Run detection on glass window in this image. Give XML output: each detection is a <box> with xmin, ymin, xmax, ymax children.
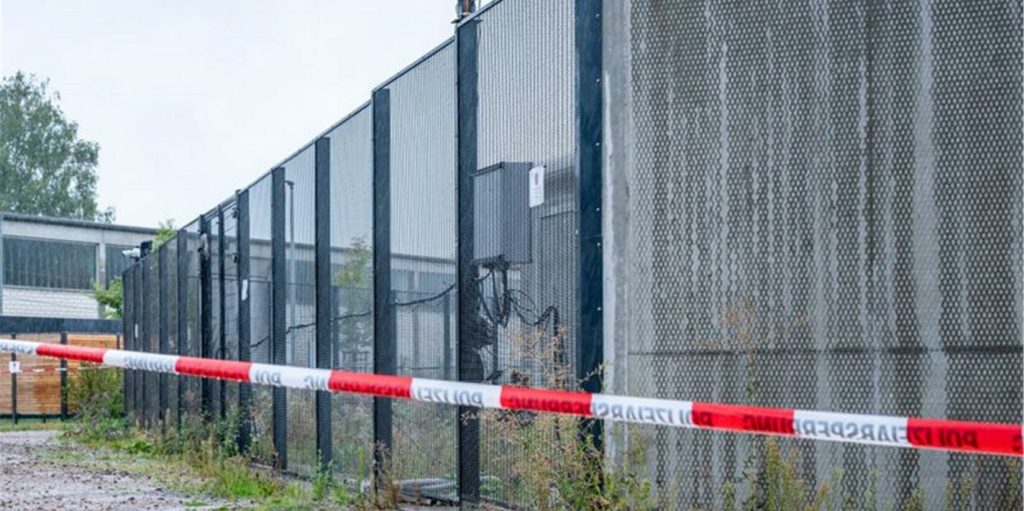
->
<box><xmin>3</xmin><ymin>236</ymin><xmax>97</xmax><ymax>290</ymax></box>
<box><xmin>105</xmin><ymin>245</ymin><xmax>135</xmax><ymax>284</ymax></box>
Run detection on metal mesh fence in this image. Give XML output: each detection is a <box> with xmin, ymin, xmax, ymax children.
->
<box><xmin>181</xmin><ymin>221</ymin><xmax>202</xmax><ymax>420</ymax></box>
<box><xmin>248</xmin><ymin>175</ymin><xmax>276</xmax><ymax>463</ymax></box>
<box><xmin>604</xmin><ymin>0</ymin><xmax>1023</xmax><ymax>509</ymax></box>
<box><xmin>222</xmin><ymin>203</ymin><xmax>240</xmax><ymax>429</ymax></box>
<box><xmin>207</xmin><ymin>210</ymin><xmax>223</xmax><ymax>422</ymax></box>
<box><xmin>283</xmin><ymin>147</ymin><xmax>318</xmax><ymax>475</ymax></box>
<box><xmin>122</xmin><ymin>265</ymin><xmax>135</xmax><ymax>418</ymax></box>
<box><xmin>115</xmin><ymin>1</ymin><xmax>1022</xmax><ymax>507</ymax></box>
<box><xmin>469</xmin><ymin>1</ymin><xmax>578</xmax><ymax>505</ymax></box>
<box><xmin>163</xmin><ymin>242</ymin><xmax>179</xmax><ymax>428</ymax></box>
<box><xmin>327</xmin><ymin>105</ymin><xmax>375</xmax><ymax>481</ymax></box>
<box><xmin>383</xmin><ymin>41</ymin><xmax>459</xmax><ymax>499</ymax></box>
<box><xmin>144</xmin><ymin>254</ymin><xmax>160</xmax><ymax>426</ymax></box>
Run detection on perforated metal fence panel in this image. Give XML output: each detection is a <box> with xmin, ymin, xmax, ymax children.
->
<box><xmin>384</xmin><ymin>41</ymin><xmax>459</xmax><ymax>500</ymax></box>
<box><xmin>603</xmin><ymin>1</ymin><xmax>1023</xmax><ymax>509</ymax></box>
<box><xmin>248</xmin><ymin>175</ymin><xmax>276</xmax><ymax>463</ymax></box>
<box><xmin>327</xmin><ymin>106</ymin><xmax>375</xmax><ymax>481</ymax></box>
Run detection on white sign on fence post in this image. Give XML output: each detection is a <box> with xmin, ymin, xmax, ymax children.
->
<box><xmin>8</xmin><ymin>360</ymin><xmax>20</xmax><ymax>374</ymax></box>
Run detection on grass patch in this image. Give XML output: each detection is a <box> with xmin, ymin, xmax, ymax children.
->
<box><xmin>58</xmin><ymin>414</ymin><xmax>367</xmax><ymax>509</ymax></box>
<box><xmin>0</xmin><ymin>418</ymin><xmax>64</xmax><ymax>433</ymax></box>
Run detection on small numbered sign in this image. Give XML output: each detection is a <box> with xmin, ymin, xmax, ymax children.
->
<box><xmin>8</xmin><ymin>361</ymin><xmax>20</xmax><ymax>374</ymax></box>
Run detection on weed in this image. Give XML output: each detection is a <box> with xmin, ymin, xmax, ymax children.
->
<box><xmin>311</xmin><ymin>456</ymin><xmax>333</xmax><ymax>502</ymax></box>
<box><xmin>476</xmin><ymin>330</ymin><xmax>658</xmax><ymax>510</ymax></box>
<box><xmin>64</xmin><ymin>363</ymin><xmax>126</xmax><ymax>442</ymax></box>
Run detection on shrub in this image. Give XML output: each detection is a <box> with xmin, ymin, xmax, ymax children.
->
<box><xmin>64</xmin><ymin>363</ymin><xmax>125</xmax><ymax>442</ymax></box>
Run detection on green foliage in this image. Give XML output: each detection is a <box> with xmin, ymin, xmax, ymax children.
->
<box><xmin>64</xmin><ymin>363</ymin><xmax>125</xmax><ymax>442</ymax></box>
<box><xmin>332</xmin><ymin>237</ymin><xmax>373</xmax><ymax>351</ymax></box>
<box><xmin>0</xmin><ymin>72</ymin><xmax>112</xmax><ymax>221</ymax></box>
<box><xmin>92</xmin><ymin>277</ymin><xmax>123</xmax><ymax>319</ymax></box>
<box><xmin>153</xmin><ymin>219</ymin><xmax>176</xmax><ymax>248</ymax></box>
<box><xmin>478</xmin><ymin>332</ymin><xmax>658</xmax><ymax>511</ymax></box>
<box><xmin>311</xmin><ymin>457</ymin><xmax>333</xmax><ymax>502</ymax></box>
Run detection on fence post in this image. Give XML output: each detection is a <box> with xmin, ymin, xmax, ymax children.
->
<box><xmin>140</xmin><ymin>242</ymin><xmax>152</xmax><ymax>426</ymax></box>
<box><xmin>9</xmin><ymin>352</ymin><xmax>16</xmax><ymax>425</ymax></box>
<box><xmin>158</xmin><ymin>244</ymin><xmax>169</xmax><ymax>427</ymax></box>
<box><xmin>371</xmin><ymin>87</ymin><xmax>394</xmax><ymax>485</ymax></box>
<box><xmin>176</xmin><ymin>229</ymin><xmax>189</xmax><ymax>431</ymax></box>
<box><xmin>134</xmin><ymin>264</ymin><xmax>144</xmax><ymax>422</ymax></box>
<box><xmin>122</xmin><ymin>269</ymin><xmax>132</xmax><ymax>420</ymax></box>
<box><xmin>217</xmin><ymin>205</ymin><xmax>227</xmax><ymax>421</ymax></box>
<box><xmin>455</xmin><ymin>17</ymin><xmax>481</xmax><ymax>506</ymax></box>
<box><xmin>314</xmin><ymin>137</ymin><xmax>333</xmax><ymax>474</ymax></box>
<box><xmin>199</xmin><ymin>215</ymin><xmax>213</xmax><ymax>422</ymax></box>
<box><xmin>60</xmin><ymin>332</ymin><xmax>68</xmax><ymax>420</ymax></box>
<box><xmin>236</xmin><ymin>189</ymin><xmax>252</xmax><ymax>453</ymax></box>
<box><xmin>271</xmin><ymin>166</ymin><xmax>288</xmax><ymax>470</ymax></box>
<box><xmin>575</xmin><ymin>0</ymin><xmax>604</xmax><ymax>448</ymax></box>
<box><xmin>8</xmin><ymin>333</ymin><xmax>16</xmax><ymax>425</ymax></box>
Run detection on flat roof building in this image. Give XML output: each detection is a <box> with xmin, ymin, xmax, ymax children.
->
<box><xmin>0</xmin><ymin>213</ymin><xmax>156</xmax><ymax>319</ymax></box>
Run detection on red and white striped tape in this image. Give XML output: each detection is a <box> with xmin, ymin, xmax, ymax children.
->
<box><xmin>1</xmin><ymin>338</ymin><xmax>1020</xmax><ymax>457</ymax></box>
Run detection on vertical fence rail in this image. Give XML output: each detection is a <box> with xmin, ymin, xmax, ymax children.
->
<box><xmin>9</xmin><ymin>350</ymin><xmax>16</xmax><ymax>424</ymax></box>
<box><xmin>271</xmin><ymin>166</ymin><xmax>288</xmax><ymax>470</ymax></box>
<box><xmin>176</xmin><ymin>229</ymin><xmax>189</xmax><ymax>431</ymax></box>
<box><xmin>158</xmin><ymin>245</ymin><xmax>170</xmax><ymax>425</ymax></box>
<box><xmin>140</xmin><ymin>244</ymin><xmax>151</xmax><ymax>425</ymax></box>
<box><xmin>134</xmin><ymin>263</ymin><xmax>144</xmax><ymax>421</ymax></box>
<box><xmin>199</xmin><ymin>216</ymin><xmax>213</xmax><ymax>420</ymax></box>
<box><xmin>314</xmin><ymin>137</ymin><xmax>333</xmax><ymax>473</ymax></box>
<box><xmin>217</xmin><ymin>206</ymin><xmax>228</xmax><ymax>421</ymax></box>
<box><xmin>60</xmin><ymin>332</ymin><xmax>68</xmax><ymax>420</ymax></box>
<box><xmin>455</xmin><ymin>16</ymin><xmax>480</xmax><ymax>506</ymax></box>
<box><xmin>236</xmin><ymin>190</ymin><xmax>252</xmax><ymax>453</ymax></box>
<box><xmin>575</xmin><ymin>0</ymin><xmax>603</xmax><ymax>447</ymax></box>
<box><xmin>371</xmin><ymin>88</ymin><xmax>393</xmax><ymax>482</ymax></box>
<box><xmin>122</xmin><ymin>269</ymin><xmax>132</xmax><ymax>418</ymax></box>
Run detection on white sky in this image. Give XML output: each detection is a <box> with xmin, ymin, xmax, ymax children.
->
<box><xmin>0</xmin><ymin>0</ymin><xmax>462</xmax><ymax>228</ymax></box>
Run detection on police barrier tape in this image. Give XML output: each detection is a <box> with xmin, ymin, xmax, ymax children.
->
<box><xmin>1</xmin><ymin>338</ymin><xmax>1020</xmax><ymax>457</ymax></box>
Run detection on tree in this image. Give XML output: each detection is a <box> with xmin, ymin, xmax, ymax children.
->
<box><xmin>332</xmin><ymin>238</ymin><xmax>373</xmax><ymax>355</ymax></box>
<box><xmin>153</xmin><ymin>219</ymin><xmax>176</xmax><ymax>249</ymax></box>
<box><xmin>0</xmin><ymin>72</ymin><xmax>113</xmax><ymax>221</ymax></box>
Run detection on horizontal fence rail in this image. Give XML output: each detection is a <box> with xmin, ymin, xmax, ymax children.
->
<box><xmin>2</xmin><ymin>338</ymin><xmax>1020</xmax><ymax>458</ymax></box>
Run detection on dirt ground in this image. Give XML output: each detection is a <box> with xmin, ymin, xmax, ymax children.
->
<box><xmin>0</xmin><ymin>429</ymin><xmax>231</xmax><ymax>510</ymax></box>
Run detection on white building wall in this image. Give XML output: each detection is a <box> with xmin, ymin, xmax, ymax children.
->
<box><xmin>3</xmin><ymin>287</ymin><xmax>98</xmax><ymax>319</ymax></box>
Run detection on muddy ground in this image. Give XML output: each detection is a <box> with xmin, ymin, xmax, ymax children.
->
<box><xmin>0</xmin><ymin>429</ymin><xmax>231</xmax><ymax>510</ymax></box>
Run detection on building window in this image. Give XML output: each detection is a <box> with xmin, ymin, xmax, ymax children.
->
<box><xmin>105</xmin><ymin>245</ymin><xmax>135</xmax><ymax>284</ymax></box>
<box><xmin>3</xmin><ymin>236</ymin><xmax>97</xmax><ymax>290</ymax></box>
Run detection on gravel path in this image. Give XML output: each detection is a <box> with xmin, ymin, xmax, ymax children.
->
<box><xmin>0</xmin><ymin>430</ymin><xmax>231</xmax><ymax>510</ymax></box>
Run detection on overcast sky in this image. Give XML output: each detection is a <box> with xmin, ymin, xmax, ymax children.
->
<box><xmin>0</xmin><ymin>0</ymin><xmax>462</xmax><ymax>228</ymax></box>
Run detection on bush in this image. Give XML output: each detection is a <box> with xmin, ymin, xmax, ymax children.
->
<box><xmin>64</xmin><ymin>364</ymin><xmax>125</xmax><ymax>442</ymax></box>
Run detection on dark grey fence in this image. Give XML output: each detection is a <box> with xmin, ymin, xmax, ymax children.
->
<box><xmin>121</xmin><ymin>0</ymin><xmax>1022</xmax><ymax>509</ymax></box>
